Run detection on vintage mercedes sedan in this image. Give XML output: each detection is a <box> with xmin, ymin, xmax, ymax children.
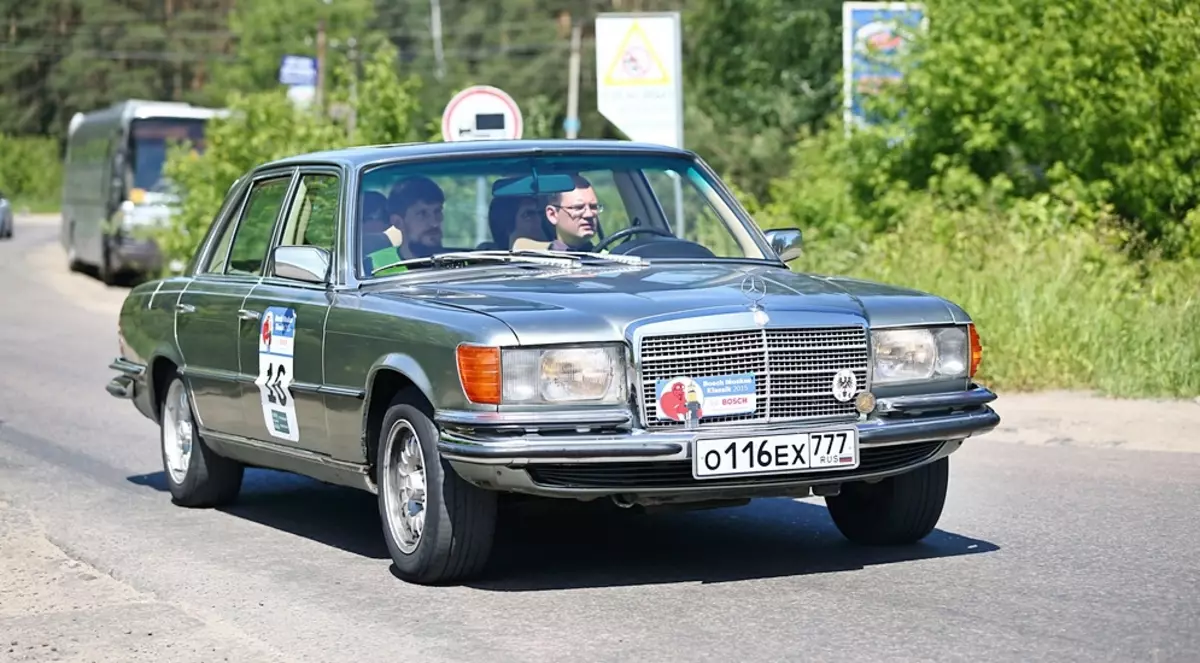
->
<box><xmin>106</xmin><ymin>139</ymin><xmax>999</xmax><ymax>584</ymax></box>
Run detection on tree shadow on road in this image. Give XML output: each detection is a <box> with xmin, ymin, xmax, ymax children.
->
<box><xmin>127</xmin><ymin>469</ymin><xmax>1000</xmax><ymax>590</ymax></box>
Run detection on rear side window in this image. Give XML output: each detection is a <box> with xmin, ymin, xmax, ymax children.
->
<box><xmin>226</xmin><ymin>177</ymin><xmax>291</xmax><ymax>275</ymax></box>
<box><xmin>278</xmin><ymin>172</ymin><xmax>340</xmax><ymax>253</ymax></box>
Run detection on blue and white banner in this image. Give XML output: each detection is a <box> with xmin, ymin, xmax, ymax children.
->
<box><xmin>842</xmin><ymin>2</ymin><xmax>926</xmax><ymax>129</ymax></box>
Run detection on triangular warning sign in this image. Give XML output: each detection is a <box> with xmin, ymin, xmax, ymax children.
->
<box><xmin>603</xmin><ymin>21</ymin><xmax>670</xmax><ymax>86</ymax></box>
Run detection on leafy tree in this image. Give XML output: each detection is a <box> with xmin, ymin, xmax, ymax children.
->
<box><xmin>149</xmin><ymin>42</ymin><xmax>428</xmax><ymax>271</ymax></box>
<box><xmin>207</xmin><ymin>0</ymin><xmax>376</xmax><ymax>99</ymax></box>
<box><xmin>862</xmin><ymin>0</ymin><xmax>1200</xmax><ymax>256</ymax></box>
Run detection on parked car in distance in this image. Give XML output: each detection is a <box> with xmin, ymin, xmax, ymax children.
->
<box><xmin>106</xmin><ymin>139</ymin><xmax>1000</xmax><ymax>585</ymax></box>
<box><xmin>0</xmin><ymin>189</ymin><xmax>13</xmax><ymax>239</ymax></box>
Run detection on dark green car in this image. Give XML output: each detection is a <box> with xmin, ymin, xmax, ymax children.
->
<box><xmin>107</xmin><ymin>139</ymin><xmax>1000</xmax><ymax>584</ymax></box>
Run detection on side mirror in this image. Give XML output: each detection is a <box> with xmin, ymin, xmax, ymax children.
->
<box><xmin>764</xmin><ymin>228</ymin><xmax>803</xmax><ymax>262</ymax></box>
<box><xmin>273</xmin><ymin>245</ymin><xmax>330</xmax><ymax>284</ymax></box>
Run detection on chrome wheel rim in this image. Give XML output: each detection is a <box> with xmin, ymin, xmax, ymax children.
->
<box><xmin>382</xmin><ymin>420</ymin><xmax>426</xmax><ymax>554</ymax></box>
<box><xmin>162</xmin><ymin>380</ymin><xmax>194</xmax><ymax>484</ymax></box>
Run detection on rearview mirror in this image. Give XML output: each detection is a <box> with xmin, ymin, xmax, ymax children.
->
<box><xmin>764</xmin><ymin>228</ymin><xmax>803</xmax><ymax>262</ymax></box>
<box><xmin>273</xmin><ymin>245</ymin><xmax>330</xmax><ymax>284</ymax></box>
<box><xmin>492</xmin><ymin>173</ymin><xmax>579</xmax><ymax>197</ymax></box>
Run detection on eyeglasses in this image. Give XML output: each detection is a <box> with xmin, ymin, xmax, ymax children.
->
<box><xmin>552</xmin><ymin>203</ymin><xmax>604</xmax><ymax>216</ymax></box>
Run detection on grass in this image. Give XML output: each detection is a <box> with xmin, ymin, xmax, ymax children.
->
<box><xmin>786</xmin><ymin>198</ymin><xmax>1200</xmax><ymax>399</ymax></box>
<box><xmin>10</xmin><ymin>196</ymin><xmax>60</xmax><ymax>215</ymax></box>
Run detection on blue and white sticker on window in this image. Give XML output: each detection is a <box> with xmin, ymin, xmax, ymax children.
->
<box><xmin>255</xmin><ymin>306</ymin><xmax>299</xmax><ymax>442</ymax></box>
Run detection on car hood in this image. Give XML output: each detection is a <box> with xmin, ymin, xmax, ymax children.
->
<box><xmin>370</xmin><ymin>262</ymin><xmax>958</xmax><ymax>344</ymax></box>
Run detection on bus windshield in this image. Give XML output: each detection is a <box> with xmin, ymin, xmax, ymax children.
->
<box><xmin>128</xmin><ymin>117</ymin><xmax>208</xmax><ymax>192</ymax></box>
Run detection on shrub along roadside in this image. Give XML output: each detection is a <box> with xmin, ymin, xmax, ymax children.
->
<box><xmin>146</xmin><ymin>43</ymin><xmax>427</xmax><ymax>271</ymax></box>
<box><xmin>752</xmin><ymin>138</ymin><xmax>1200</xmax><ymax>399</ymax></box>
<box><xmin>0</xmin><ymin>134</ymin><xmax>62</xmax><ymax>210</ymax></box>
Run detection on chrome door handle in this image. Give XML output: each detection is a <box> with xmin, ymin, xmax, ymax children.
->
<box><xmin>176</xmin><ymin>303</ymin><xmax>195</xmax><ymax>314</ymax></box>
<box><xmin>237</xmin><ymin>309</ymin><xmax>260</xmax><ymax>320</ymax></box>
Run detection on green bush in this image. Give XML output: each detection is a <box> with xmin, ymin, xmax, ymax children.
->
<box><xmin>862</xmin><ymin>0</ymin><xmax>1200</xmax><ymax>257</ymax></box>
<box><xmin>0</xmin><ymin>134</ymin><xmax>62</xmax><ymax>207</ymax></box>
<box><xmin>756</xmin><ymin>128</ymin><xmax>1200</xmax><ymax>398</ymax></box>
<box><xmin>149</xmin><ymin>43</ymin><xmax>428</xmax><ymax>272</ymax></box>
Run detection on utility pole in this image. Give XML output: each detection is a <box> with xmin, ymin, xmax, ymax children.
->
<box><xmin>565</xmin><ymin>18</ymin><xmax>582</xmax><ymax>138</ymax></box>
<box><xmin>347</xmin><ymin>37</ymin><xmax>359</xmax><ymax>138</ymax></box>
<box><xmin>430</xmin><ymin>0</ymin><xmax>445</xmax><ymax>81</ymax></box>
<box><xmin>315</xmin><ymin>17</ymin><xmax>327</xmax><ymax>112</ymax></box>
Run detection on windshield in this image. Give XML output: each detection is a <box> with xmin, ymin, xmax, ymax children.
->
<box><xmin>355</xmin><ymin>152</ymin><xmax>769</xmax><ymax>277</ymax></box>
<box><xmin>128</xmin><ymin>117</ymin><xmax>209</xmax><ymax>192</ymax></box>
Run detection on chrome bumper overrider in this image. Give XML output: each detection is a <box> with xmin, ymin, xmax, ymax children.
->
<box><xmin>436</xmin><ymin>385</ymin><xmax>1000</xmax><ymax>466</ymax></box>
<box><xmin>106</xmin><ymin>358</ymin><xmax>145</xmax><ymax>399</ymax></box>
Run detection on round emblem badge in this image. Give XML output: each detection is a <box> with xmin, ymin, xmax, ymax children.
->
<box><xmin>831</xmin><ymin>369</ymin><xmax>858</xmax><ymax>402</ymax></box>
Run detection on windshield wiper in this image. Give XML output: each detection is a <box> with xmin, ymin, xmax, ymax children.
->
<box><xmin>508</xmin><ymin>249</ymin><xmax>647</xmax><ymax>266</ymax></box>
<box><xmin>370</xmin><ymin>250</ymin><xmax>578</xmax><ymax>276</ymax></box>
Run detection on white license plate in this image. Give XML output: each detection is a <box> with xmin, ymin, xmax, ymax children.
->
<box><xmin>692</xmin><ymin>429</ymin><xmax>860</xmax><ymax>479</ymax></box>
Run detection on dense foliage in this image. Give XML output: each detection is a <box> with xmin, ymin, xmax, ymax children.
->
<box><xmin>3</xmin><ymin>0</ymin><xmax>1198</xmax><ymax>398</ymax></box>
<box><xmin>0</xmin><ymin>134</ymin><xmax>61</xmax><ymax>208</ymax></box>
<box><xmin>855</xmin><ymin>0</ymin><xmax>1200</xmax><ymax>259</ymax></box>
<box><xmin>145</xmin><ymin>43</ymin><xmax>427</xmax><ymax>266</ymax></box>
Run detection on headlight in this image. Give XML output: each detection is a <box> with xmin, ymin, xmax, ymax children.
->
<box><xmin>456</xmin><ymin>344</ymin><xmax>627</xmax><ymax>405</ymax></box>
<box><xmin>872</xmin><ymin>326</ymin><xmax>975</xmax><ymax>384</ymax></box>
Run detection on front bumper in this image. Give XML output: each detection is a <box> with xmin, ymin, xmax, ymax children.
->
<box><xmin>437</xmin><ymin>385</ymin><xmax>1000</xmax><ymax>502</ymax></box>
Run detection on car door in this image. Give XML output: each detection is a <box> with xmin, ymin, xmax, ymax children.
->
<box><xmin>175</xmin><ymin>168</ymin><xmax>297</xmax><ymax>438</ymax></box>
<box><xmin>237</xmin><ymin>167</ymin><xmax>342</xmax><ymax>456</ymax></box>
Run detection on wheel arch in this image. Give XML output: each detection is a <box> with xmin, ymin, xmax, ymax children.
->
<box><xmin>148</xmin><ymin>347</ymin><xmax>186</xmax><ymax>423</ymax></box>
<box><xmin>362</xmin><ymin>355</ymin><xmax>438</xmax><ymax>481</ymax></box>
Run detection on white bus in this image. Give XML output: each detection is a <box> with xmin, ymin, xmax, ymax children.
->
<box><xmin>61</xmin><ymin>99</ymin><xmax>226</xmax><ymax>283</ymax></box>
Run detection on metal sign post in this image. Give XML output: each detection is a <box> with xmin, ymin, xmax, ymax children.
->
<box><xmin>595</xmin><ymin>12</ymin><xmax>685</xmax><ymax>237</ymax></box>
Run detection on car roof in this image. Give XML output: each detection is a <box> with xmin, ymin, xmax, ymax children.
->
<box><xmin>256</xmin><ymin>138</ymin><xmax>697</xmax><ymax>171</ymax></box>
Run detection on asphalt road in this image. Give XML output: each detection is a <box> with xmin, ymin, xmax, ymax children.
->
<box><xmin>1</xmin><ymin>216</ymin><xmax>1197</xmax><ymax>662</ymax></box>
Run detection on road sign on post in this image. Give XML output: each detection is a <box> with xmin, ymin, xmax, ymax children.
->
<box><xmin>842</xmin><ymin>2</ymin><xmax>926</xmax><ymax>130</ymax></box>
<box><xmin>279</xmin><ymin>55</ymin><xmax>317</xmax><ymax>86</ymax></box>
<box><xmin>441</xmin><ymin>85</ymin><xmax>524</xmax><ymax>142</ymax></box>
<box><xmin>441</xmin><ymin>85</ymin><xmax>524</xmax><ymax>245</ymax></box>
<box><xmin>279</xmin><ymin>55</ymin><xmax>318</xmax><ymax>110</ymax></box>
<box><xmin>595</xmin><ymin>12</ymin><xmax>683</xmax><ymax>149</ymax></box>
<box><xmin>595</xmin><ymin>12</ymin><xmax>685</xmax><ymax>235</ymax></box>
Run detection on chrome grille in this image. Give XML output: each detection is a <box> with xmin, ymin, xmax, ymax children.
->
<box><xmin>638</xmin><ymin>326</ymin><xmax>869</xmax><ymax>429</ymax></box>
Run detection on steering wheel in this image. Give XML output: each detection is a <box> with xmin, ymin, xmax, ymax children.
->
<box><xmin>594</xmin><ymin>225</ymin><xmax>676</xmax><ymax>253</ymax></box>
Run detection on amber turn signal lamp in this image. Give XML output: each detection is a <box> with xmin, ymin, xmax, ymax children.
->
<box><xmin>456</xmin><ymin>344</ymin><xmax>501</xmax><ymax>404</ymax></box>
<box><xmin>968</xmin><ymin>323</ymin><xmax>982</xmax><ymax>377</ymax></box>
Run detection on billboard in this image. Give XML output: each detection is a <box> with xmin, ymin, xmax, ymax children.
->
<box><xmin>843</xmin><ymin>2</ymin><xmax>926</xmax><ymax>129</ymax></box>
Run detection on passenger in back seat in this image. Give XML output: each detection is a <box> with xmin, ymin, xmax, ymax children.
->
<box><xmin>480</xmin><ymin>194</ymin><xmax>551</xmax><ymax>250</ymax></box>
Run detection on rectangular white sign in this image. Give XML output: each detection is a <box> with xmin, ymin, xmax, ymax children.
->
<box><xmin>595</xmin><ymin>12</ymin><xmax>683</xmax><ymax>149</ymax></box>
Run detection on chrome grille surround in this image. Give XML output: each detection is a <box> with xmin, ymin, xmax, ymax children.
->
<box><xmin>636</xmin><ymin>324</ymin><xmax>870</xmax><ymax>429</ymax></box>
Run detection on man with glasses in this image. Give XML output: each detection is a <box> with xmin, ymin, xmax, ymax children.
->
<box><xmin>544</xmin><ymin>174</ymin><xmax>603</xmax><ymax>252</ymax></box>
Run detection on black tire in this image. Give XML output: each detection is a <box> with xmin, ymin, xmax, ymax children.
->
<box><xmin>825</xmin><ymin>455</ymin><xmax>949</xmax><ymax>545</ymax></box>
<box><xmin>376</xmin><ymin>394</ymin><xmax>497</xmax><ymax>584</ymax></box>
<box><xmin>66</xmin><ymin>224</ymin><xmax>84</xmax><ymax>272</ymax></box>
<box><xmin>98</xmin><ymin>236</ymin><xmax>117</xmax><ymax>285</ymax></box>
<box><xmin>159</xmin><ymin>373</ymin><xmax>244</xmax><ymax>508</ymax></box>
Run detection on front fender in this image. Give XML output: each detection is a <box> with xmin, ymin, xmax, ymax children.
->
<box><xmin>363</xmin><ymin>352</ymin><xmax>437</xmax><ymax>410</ymax></box>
